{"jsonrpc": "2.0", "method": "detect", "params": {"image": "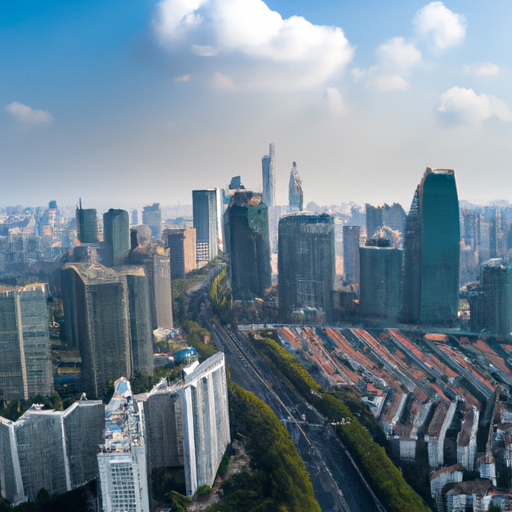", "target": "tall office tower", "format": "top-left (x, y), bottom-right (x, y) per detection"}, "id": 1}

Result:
top-left (115, 266), bottom-right (154, 376)
top-left (131, 208), bottom-right (138, 226)
top-left (61, 263), bottom-right (132, 398)
top-left (129, 244), bottom-right (173, 329)
top-left (224, 191), bottom-right (271, 300)
top-left (288, 162), bottom-right (303, 211)
top-left (462, 209), bottom-right (480, 250)
top-left (342, 225), bottom-right (360, 285)
top-left (98, 378), bottom-right (150, 512)
top-left (359, 240), bottom-right (403, 323)
top-left (76, 200), bottom-right (98, 243)
top-left (490, 210), bottom-right (501, 258)
top-left (469, 258), bottom-right (512, 335)
top-left (0, 284), bottom-right (53, 402)
top-left (0, 400), bottom-right (104, 504)
top-left (402, 169), bottom-right (460, 325)
top-left (401, 187), bottom-right (422, 323)
top-left (103, 208), bottom-right (130, 266)
top-left (262, 143), bottom-right (275, 207)
top-left (142, 203), bottom-right (162, 240)
top-left (365, 204), bottom-right (383, 239)
top-left (163, 227), bottom-right (197, 279)
top-left (278, 212), bottom-right (335, 322)
top-left (193, 189), bottom-right (219, 264)
top-left (136, 352), bottom-right (230, 497)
